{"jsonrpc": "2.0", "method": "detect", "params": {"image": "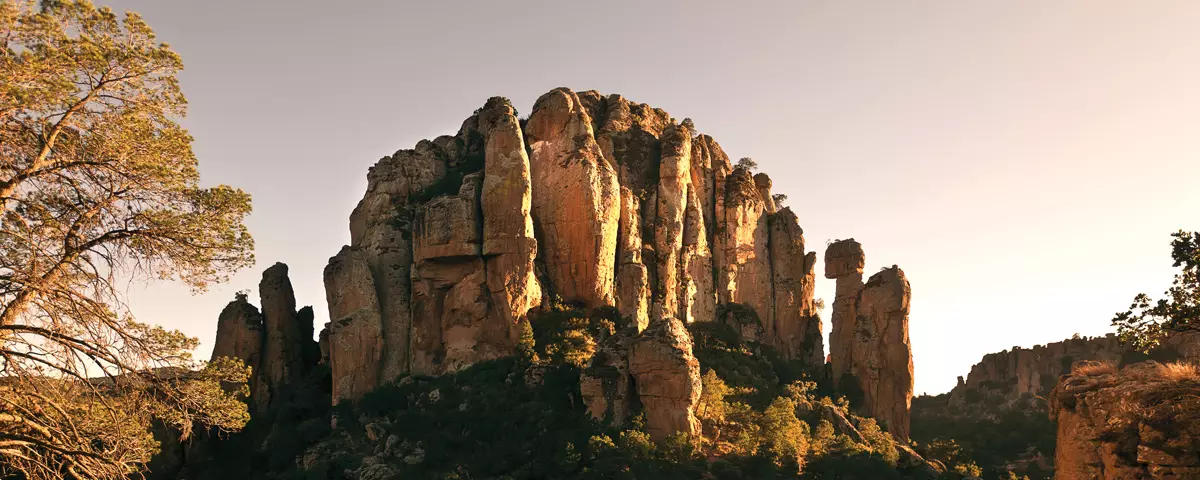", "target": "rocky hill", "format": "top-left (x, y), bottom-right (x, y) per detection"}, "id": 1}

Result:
top-left (911, 333), bottom-right (1199, 479)
top-left (157, 89), bottom-right (937, 479)
top-left (1050, 360), bottom-right (1200, 480)
top-left (309, 88), bottom-right (915, 440)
